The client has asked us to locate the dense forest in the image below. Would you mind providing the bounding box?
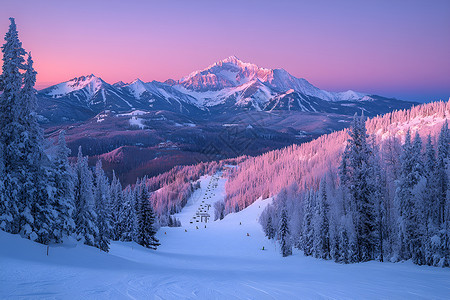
[255,108,449,266]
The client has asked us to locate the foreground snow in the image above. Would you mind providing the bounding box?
[1,174,449,299]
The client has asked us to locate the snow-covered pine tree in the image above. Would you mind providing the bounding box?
[395,130,426,263]
[265,214,276,240]
[302,189,314,256]
[424,134,438,222]
[423,134,438,265]
[73,147,98,246]
[341,113,376,262]
[411,132,428,265]
[314,177,330,260]
[368,134,387,261]
[120,186,136,241]
[110,171,124,240]
[278,206,292,257]
[136,179,160,249]
[0,18,27,234]
[437,121,449,225]
[433,121,450,266]
[51,130,75,242]
[17,52,57,244]
[0,20,59,244]
[94,160,112,252]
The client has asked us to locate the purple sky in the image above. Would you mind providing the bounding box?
[0,0,449,102]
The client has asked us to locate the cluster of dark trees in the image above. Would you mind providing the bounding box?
[0,18,160,252]
[261,114,449,266]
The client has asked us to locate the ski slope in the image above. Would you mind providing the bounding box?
[1,173,449,299]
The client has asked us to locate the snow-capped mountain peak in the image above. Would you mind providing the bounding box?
[176,56,367,102]
[126,78,148,99]
[178,56,272,92]
[42,74,105,99]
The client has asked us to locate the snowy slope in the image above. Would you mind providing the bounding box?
[1,172,449,299]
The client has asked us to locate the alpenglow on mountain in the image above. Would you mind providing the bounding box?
[36,56,411,123]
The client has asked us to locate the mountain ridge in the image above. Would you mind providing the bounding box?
[36,56,416,124]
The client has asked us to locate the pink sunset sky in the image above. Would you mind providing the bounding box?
[0,0,449,102]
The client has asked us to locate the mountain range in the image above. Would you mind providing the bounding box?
[36,56,414,124]
[37,56,417,184]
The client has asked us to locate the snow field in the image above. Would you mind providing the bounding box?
[1,173,449,299]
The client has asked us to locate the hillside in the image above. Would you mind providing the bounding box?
[224,100,450,212]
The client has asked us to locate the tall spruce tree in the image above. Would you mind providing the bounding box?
[94,160,112,252]
[423,134,439,265]
[279,207,292,257]
[52,131,75,242]
[265,214,276,240]
[341,113,376,261]
[110,171,124,241]
[435,121,449,266]
[0,18,27,234]
[368,134,387,261]
[136,180,160,249]
[314,178,330,260]
[437,121,449,225]
[23,53,58,244]
[120,186,136,242]
[73,147,98,246]
[302,189,314,256]
[395,130,426,263]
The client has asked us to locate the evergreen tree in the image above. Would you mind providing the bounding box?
[434,121,449,266]
[0,19,67,245]
[314,178,330,259]
[341,113,376,261]
[396,130,426,263]
[24,53,58,244]
[120,186,136,241]
[423,134,438,265]
[302,190,314,256]
[110,171,124,240]
[437,121,449,225]
[52,131,75,242]
[278,207,292,257]
[73,147,97,246]
[93,160,112,252]
[0,18,29,235]
[136,180,160,249]
[368,135,387,261]
[265,214,276,240]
